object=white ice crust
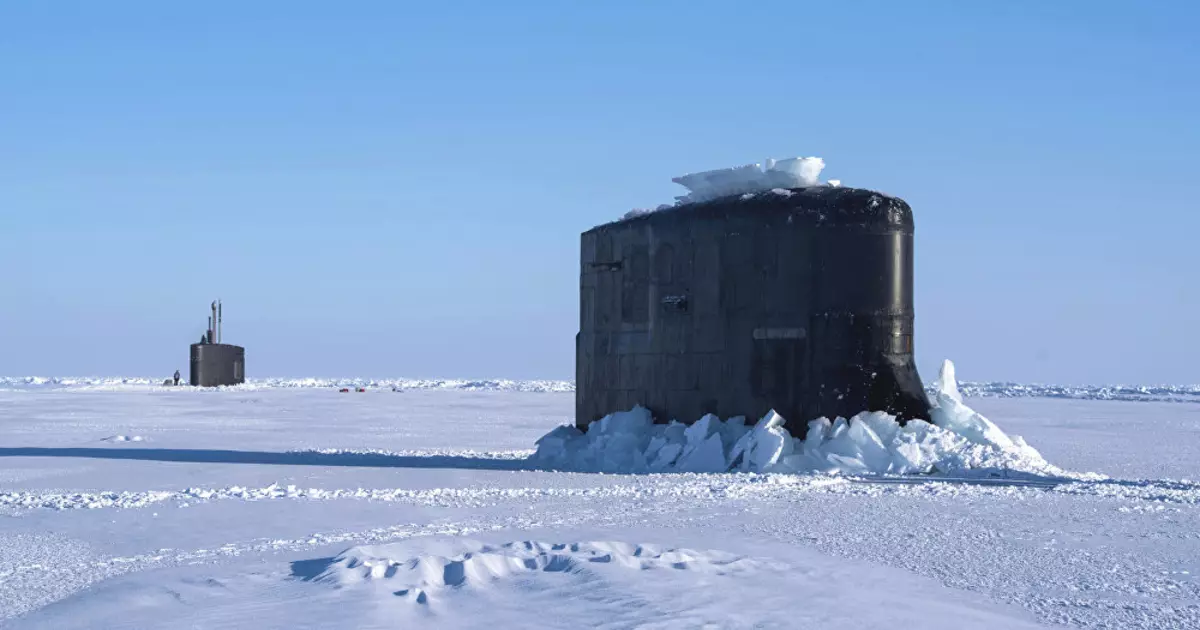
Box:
[622,156,837,219]
[531,360,1072,479]
[671,157,829,204]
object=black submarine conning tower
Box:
[576,185,931,439]
[189,299,245,387]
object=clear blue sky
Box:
[1,0,1196,384]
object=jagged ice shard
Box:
[534,360,1073,478]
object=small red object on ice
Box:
[356,387,366,393]
[339,388,350,393]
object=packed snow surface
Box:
[2,371,1199,628]
[533,360,1075,478]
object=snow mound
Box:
[532,360,1070,478]
[308,540,762,605]
[671,157,831,204]
[101,435,145,443]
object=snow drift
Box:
[310,540,764,606]
[531,360,1069,478]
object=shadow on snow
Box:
[5,447,1173,493]
[0,447,531,471]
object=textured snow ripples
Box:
[0,476,813,513]
[6,474,1200,515]
[0,516,548,621]
[311,540,768,607]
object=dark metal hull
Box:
[576,186,930,438]
[189,343,245,387]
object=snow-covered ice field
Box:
[1,382,1198,629]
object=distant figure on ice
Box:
[173,370,181,386]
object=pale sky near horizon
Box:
[1,1,1196,385]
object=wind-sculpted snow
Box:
[310,540,772,607]
[7,474,1200,515]
[2,375,1196,403]
[2,383,1198,630]
[0,477,906,513]
[0,480,757,512]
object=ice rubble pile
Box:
[672,157,835,204]
[531,360,1066,478]
[622,156,841,219]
